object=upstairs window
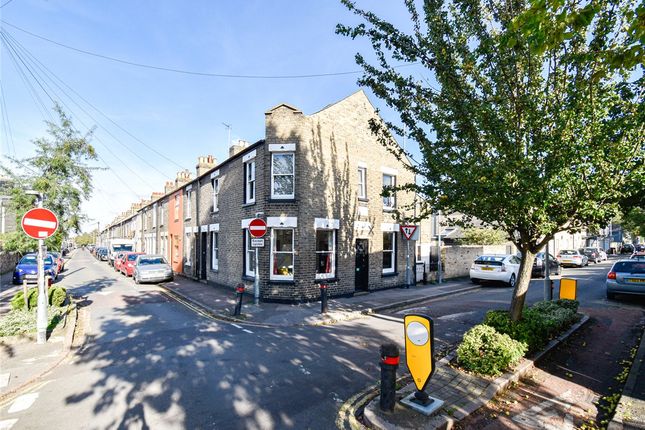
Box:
[212,178,220,212]
[159,203,165,226]
[357,167,367,199]
[382,174,396,209]
[245,161,256,203]
[174,195,179,220]
[185,189,192,219]
[271,153,295,199]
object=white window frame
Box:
[185,189,192,219]
[211,231,218,270]
[357,167,367,199]
[315,229,336,280]
[185,232,192,266]
[159,203,165,226]
[245,160,256,204]
[212,178,220,212]
[174,195,179,220]
[383,231,396,274]
[382,174,396,209]
[271,152,295,199]
[270,228,294,281]
[152,204,157,228]
[245,230,255,278]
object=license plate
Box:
[626,278,645,283]
[562,259,573,263]
[481,267,494,271]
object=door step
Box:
[354,291,369,296]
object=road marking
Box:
[369,313,404,323]
[7,393,39,413]
[242,329,253,334]
[0,373,9,388]
[437,311,477,321]
[230,323,242,329]
[0,419,18,430]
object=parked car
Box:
[470,254,521,287]
[606,259,645,299]
[113,252,126,273]
[50,251,65,273]
[12,253,58,285]
[557,249,588,267]
[532,252,561,277]
[620,244,635,254]
[96,247,109,261]
[580,248,602,264]
[630,251,645,261]
[133,255,174,284]
[597,249,608,261]
[120,252,145,277]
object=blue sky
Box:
[0,1,422,233]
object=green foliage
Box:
[27,288,39,309]
[621,207,645,238]
[337,0,644,321]
[10,289,29,310]
[50,287,67,307]
[457,324,527,376]
[75,232,97,247]
[456,228,507,245]
[0,105,97,254]
[484,300,579,352]
[0,307,64,337]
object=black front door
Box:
[355,239,369,291]
[200,232,207,280]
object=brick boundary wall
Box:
[442,244,516,279]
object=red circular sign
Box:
[21,208,59,239]
[248,218,267,238]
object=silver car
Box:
[606,259,645,299]
[133,255,174,284]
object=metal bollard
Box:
[549,279,554,301]
[233,283,245,316]
[320,284,328,314]
[380,343,400,412]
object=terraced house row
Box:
[101,91,417,303]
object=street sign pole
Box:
[35,197,48,344]
[254,248,260,305]
[544,242,552,301]
[406,239,411,288]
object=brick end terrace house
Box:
[104,90,417,303]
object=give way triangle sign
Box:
[400,225,418,240]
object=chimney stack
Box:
[150,191,164,201]
[174,170,193,188]
[229,139,249,158]
[196,155,217,177]
[164,181,175,194]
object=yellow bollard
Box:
[559,278,577,300]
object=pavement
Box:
[1,250,644,429]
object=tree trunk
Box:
[509,248,536,322]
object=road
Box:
[1,252,641,429]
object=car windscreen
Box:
[19,256,37,264]
[113,245,134,252]
[139,258,167,265]
[474,256,505,265]
[560,250,577,255]
[127,254,140,261]
[613,261,645,274]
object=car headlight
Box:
[16,268,24,274]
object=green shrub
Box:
[28,288,39,309]
[554,299,579,313]
[457,324,527,376]
[10,290,27,310]
[50,287,67,307]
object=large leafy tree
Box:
[1,105,97,254]
[338,0,644,320]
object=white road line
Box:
[369,313,404,323]
[242,329,254,334]
[0,419,18,430]
[7,393,39,413]
[230,323,242,329]
[437,311,477,321]
[0,373,9,388]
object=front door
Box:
[200,232,207,280]
[355,239,369,291]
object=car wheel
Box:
[507,273,516,288]
[134,275,140,285]
[471,278,480,284]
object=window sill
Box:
[315,277,337,284]
[211,210,219,215]
[242,202,256,207]
[268,279,295,285]
[210,268,219,273]
[381,271,398,278]
[358,197,369,202]
[184,217,192,221]
[268,198,296,203]
[242,275,256,282]
[383,207,396,212]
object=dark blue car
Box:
[13,253,58,285]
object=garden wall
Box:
[442,244,516,279]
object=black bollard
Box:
[549,279,554,301]
[380,343,400,412]
[233,283,245,316]
[320,284,328,314]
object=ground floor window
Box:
[245,230,255,278]
[315,230,336,279]
[185,233,192,266]
[211,232,218,270]
[271,228,294,280]
[383,232,396,274]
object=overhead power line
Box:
[0,0,15,9]
[0,20,420,79]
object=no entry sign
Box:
[249,218,267,238]
[21,208,59,239]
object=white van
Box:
[108,239,135,266]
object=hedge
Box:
[457,324,527,376]
[10,287,68,311]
